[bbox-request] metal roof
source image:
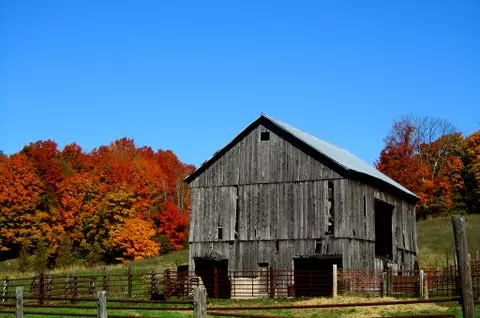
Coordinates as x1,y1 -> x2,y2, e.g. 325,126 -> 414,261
264,114 -> 418,198
186,114 -> 418,200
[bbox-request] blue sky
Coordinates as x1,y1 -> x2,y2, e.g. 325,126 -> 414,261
1,1 -> 479,167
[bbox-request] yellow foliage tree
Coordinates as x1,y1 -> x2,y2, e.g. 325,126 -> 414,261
110,218 -> 159,261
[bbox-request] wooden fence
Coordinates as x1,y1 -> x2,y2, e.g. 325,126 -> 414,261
1,286 -> 196,318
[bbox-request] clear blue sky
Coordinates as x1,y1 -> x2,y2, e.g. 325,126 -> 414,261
1,1 -> 479,167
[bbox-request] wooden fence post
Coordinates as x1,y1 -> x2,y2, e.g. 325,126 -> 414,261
387,265 -> 393,297
102,266 -> 108,294
422,272 -> 428,300
193,286 -> 206,318
72,273 -> 78,304
452,215 -> 475,318
127,262 -> 133,298
97,290 -> 107,318
150,270 -> 158,299
419,270 -> 424,299
332,264 -> 337,298
2,277 -> 8,304
269,267 -> 274,298
380,272 -> 387,297
46,274 -> 52,299
89,278 -> 96,297
65,274 -> 71,300
39,272 -> 45,305
16,287 -> 23,318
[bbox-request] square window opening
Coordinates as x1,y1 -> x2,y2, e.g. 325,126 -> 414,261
260,131 -> 270,141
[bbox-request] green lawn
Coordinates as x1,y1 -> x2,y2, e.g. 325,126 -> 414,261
417,214 -> 480,268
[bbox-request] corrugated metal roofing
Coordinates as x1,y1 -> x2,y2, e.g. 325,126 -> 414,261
264,114 -> 418,198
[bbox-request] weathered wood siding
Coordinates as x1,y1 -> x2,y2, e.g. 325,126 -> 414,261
189,125 -> 342,188
342,180 -> 417,270
188,123 -> 417,271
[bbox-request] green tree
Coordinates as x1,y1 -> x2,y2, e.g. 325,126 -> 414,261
55,235 -> 75,268
33,238 -> 48,273
17,243 -> 31,273
85,241 -> 104,266
157,234 -> 174,255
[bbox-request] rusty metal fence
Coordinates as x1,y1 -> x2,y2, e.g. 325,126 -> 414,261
165,263 -> 480,299
1,270 -> 162,303
2,261 -> 480,302
164,268 -> 424,299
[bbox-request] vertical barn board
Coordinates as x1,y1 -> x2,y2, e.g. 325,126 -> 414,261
188,120 -> 417,272
335,179 -> 345,237
190,124 -> 343,187
239,186 -> 247,241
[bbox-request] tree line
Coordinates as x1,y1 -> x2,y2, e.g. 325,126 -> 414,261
0,138 -> 194,271
376,115 -> 480,219
1,116 -> 479,271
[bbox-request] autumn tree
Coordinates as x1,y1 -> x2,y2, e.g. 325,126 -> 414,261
154,202 -> 188,250
464,130 -> 480,214
0,137 -> 194,263
110,218 -> 159,261
376,121 -> 429,196
377,116 -> 467,218
0,153 -> 44,253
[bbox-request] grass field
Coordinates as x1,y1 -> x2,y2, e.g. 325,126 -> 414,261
0,249 -> 189,278
417,214 -> 480,268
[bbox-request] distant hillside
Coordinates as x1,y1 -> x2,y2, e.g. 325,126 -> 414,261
417,214 -> 480,268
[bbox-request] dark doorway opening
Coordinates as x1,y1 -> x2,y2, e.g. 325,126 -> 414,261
194,258 -> 231,298
374,200 -> 394,259
293,256 -> 342,297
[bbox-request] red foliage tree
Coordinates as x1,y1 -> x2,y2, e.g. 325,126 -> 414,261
154,202 -> 188,250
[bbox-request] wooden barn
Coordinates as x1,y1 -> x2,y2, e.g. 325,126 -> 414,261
185,114 -> 419,297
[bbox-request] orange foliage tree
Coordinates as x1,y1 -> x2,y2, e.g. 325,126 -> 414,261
464,130 -> 480,214
0,138 -> 194,264
377,116 -> 476,219
110,218 -> 159,261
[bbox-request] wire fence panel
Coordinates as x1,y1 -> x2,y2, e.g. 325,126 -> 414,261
1,260 -> 479,301
339,269 -> 383,297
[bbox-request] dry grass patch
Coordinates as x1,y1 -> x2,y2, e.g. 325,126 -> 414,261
293,296 -> 451,317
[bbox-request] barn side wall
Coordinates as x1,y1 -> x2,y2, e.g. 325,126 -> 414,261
341,180 -> 417,270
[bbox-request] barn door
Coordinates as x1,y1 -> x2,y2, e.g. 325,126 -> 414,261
293,257 -> 342,297
194,258 -> 231,298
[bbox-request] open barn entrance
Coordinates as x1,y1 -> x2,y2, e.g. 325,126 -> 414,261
293,256 -> 342,297
374,200 -> 394,260
194,258 -> 231,298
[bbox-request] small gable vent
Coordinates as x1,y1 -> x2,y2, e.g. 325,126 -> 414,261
260,131 -> 270,141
